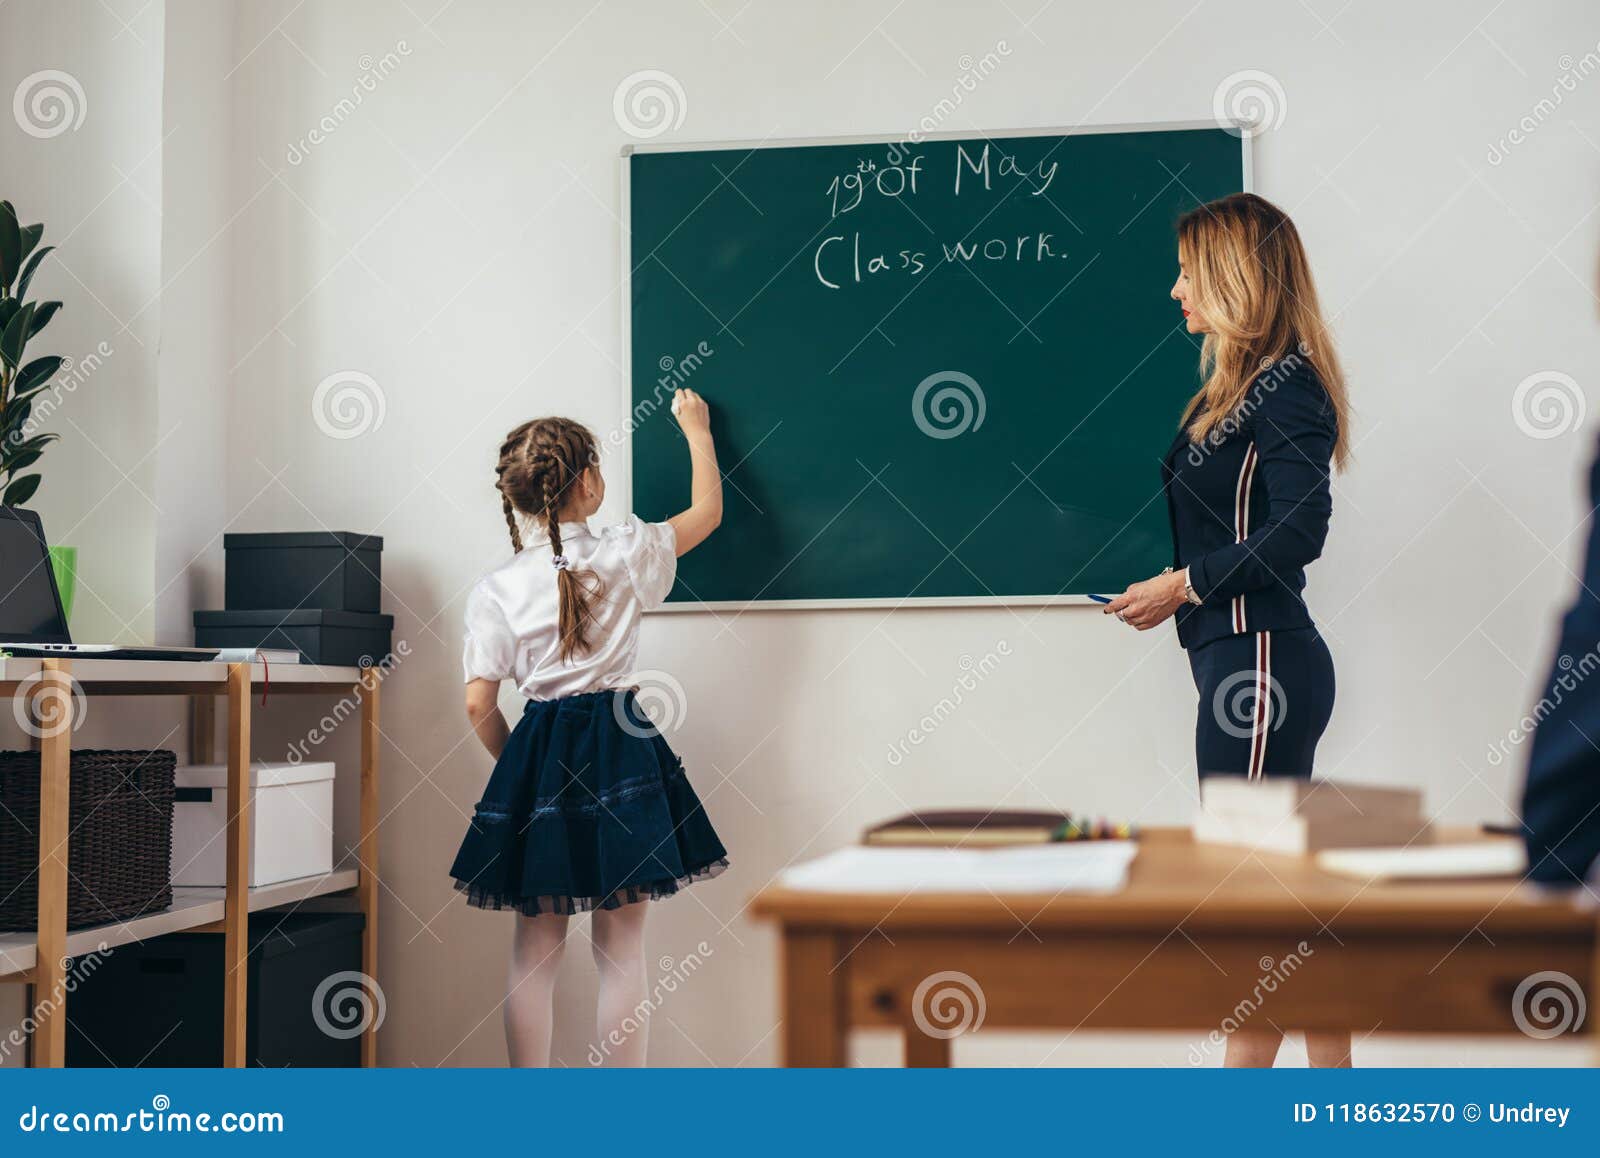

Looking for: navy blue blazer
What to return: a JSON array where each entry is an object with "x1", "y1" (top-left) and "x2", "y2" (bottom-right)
[
  {"x1": 1162, "y1": 359, "x2": 1338, "y2": 650},
  {"x1": 1522, "y1": 433, "x2": 1600, "y2": 885}
]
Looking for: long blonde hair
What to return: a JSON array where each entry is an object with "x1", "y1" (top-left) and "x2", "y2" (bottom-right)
[
  {"x1": 495, "y1": 417, "x2": 605, "y2": 663},
  {"x1": 1177, "y1": 193, "x2": 1350, "y2": 470}
]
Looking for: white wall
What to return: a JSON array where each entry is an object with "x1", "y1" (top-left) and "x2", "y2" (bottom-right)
[
  {"x1": 153, "y1": 0, "x2": 235, "y2": 642},
  {"x1": 0, "y1": 0, "x2": 184, "y2": 1068},
  {"x1": 212, "y1": 0, "x2": 1600, "y2": 1066},
  {"x1": 4, "y1": 0, "x2": 1599, "y2": 1068},
  {"x1": 0, "y1": 0, "x2": 164, "y2": 643}
]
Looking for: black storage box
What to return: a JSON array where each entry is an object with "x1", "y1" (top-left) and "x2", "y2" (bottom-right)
[
  {"x1": 224, "y1": 531, "x2": 383, "y2": 613},
  {"x1": 194, "y1": 609, "x2": 393, "y2": 667},
  {"x1": 66, "y1": 911, "x2": 368, "y2": 1068}
]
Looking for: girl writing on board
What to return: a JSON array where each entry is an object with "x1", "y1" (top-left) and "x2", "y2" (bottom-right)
[
  {"x1": 1103, "y1": 192, "x2": 1354, "y2": 1068},
  {"x1": 450, "y1": 394, "x2": 728, "y2": 1067}
]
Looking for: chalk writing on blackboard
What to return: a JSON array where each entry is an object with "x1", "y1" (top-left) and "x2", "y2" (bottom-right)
[{"x1": 815, "y1": 143, "x2": 1071, "y2": 290}]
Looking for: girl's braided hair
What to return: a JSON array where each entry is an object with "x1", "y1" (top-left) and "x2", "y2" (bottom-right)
[{"x1": 495, "y1": 417, "x2": 604, "y2": 662}]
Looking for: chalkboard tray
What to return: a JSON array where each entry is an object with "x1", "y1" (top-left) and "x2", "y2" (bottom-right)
[{"x1": 623, "y1": 122, "x2": 1250, "y2": 609}]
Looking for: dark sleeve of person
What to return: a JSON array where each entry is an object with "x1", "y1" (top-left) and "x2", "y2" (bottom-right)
[
  {"x1": 1186, "y1": 369, "x2": 1336, "y2": 603},
  {"x1": 1522, "y1": 438, "x2": 1600, "y2": 886}
]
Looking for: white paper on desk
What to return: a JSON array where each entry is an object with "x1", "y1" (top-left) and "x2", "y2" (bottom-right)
[{"x1": 779, "y1": 842, "x2": 1138, "y2": 895}]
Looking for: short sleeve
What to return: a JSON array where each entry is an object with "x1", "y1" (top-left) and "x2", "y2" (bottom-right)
[
  {"x1": 605, "y1": 515, "x2": 678, "y2": 610},
  {"x1": 462, "y1": 582, "x2": 516, "y2": 683}
]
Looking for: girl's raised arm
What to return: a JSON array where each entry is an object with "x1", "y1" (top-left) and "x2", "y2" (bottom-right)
[{"x1": 666, "y1": 388, "x2": 722, "y2": 557}]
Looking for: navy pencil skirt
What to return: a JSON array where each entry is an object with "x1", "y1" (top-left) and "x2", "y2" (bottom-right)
[{"x1": 1187, "y1": 626, "x2": 1335, "y2": 780}]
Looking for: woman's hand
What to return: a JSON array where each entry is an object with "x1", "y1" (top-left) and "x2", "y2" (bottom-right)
[{"x1": 1104, "y1": 569, "x2": 1188, "y2": 630}]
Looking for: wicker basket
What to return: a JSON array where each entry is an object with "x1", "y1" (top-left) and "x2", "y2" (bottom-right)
[{"x1": 0, "y1": 749, "x2": 176, "y2": 932}]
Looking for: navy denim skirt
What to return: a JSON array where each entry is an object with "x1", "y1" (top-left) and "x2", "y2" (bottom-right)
[{"x1": 450, "y1": 690, "x2": 728, "y2": 916}]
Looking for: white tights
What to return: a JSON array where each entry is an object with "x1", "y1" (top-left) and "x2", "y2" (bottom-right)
[{"x1": 504, "y1": 903, "x2": 650, "y2": 1067}]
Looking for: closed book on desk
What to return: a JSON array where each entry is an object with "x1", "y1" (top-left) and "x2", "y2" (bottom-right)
[
  {"x1": 1200, "y1": 777, "x2": 1423, "y2": 823},
  {"x1": 213, "y1": 647, "x2": 302, "y2": 665},
  {"x1": 1193, "y1": 808, "x2": 1435, "y2": 855},
  {"x1": 863, "y1": 809, "x2": 1068, "y2": 848}
]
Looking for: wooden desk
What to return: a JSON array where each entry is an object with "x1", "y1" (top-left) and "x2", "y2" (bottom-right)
[
  {"x1": 749, "y1": 828, "x2": 1599, "y2": 1066},
  {"x1": 0, "y1": 657, "x2": 385, "y2": 1068}
]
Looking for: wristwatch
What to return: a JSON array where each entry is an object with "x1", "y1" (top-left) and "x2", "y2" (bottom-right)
[
  {"x1": 1164, "y1": 565, "x2": 1203, "y2": 606},
  {"x1": 1182, "y1": 567, "x2": 1203, "y2": 606}
]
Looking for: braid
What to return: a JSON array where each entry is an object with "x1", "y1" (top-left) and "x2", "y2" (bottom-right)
[
  {"x1": 496, "y1": 426, "x2": 529, "y2": 552},
  {"x1": 540, "y1": 458, "x2": 564, "y2": 560},
  {"x1": 492, "y1": 417, "x2": 605, "y2": 663},
  {"x1": 501, "y1": 495, "x2": 523, "y2": 553}
]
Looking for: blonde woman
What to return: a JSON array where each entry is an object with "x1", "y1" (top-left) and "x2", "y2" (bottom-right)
[{"x1": 1104, "y1": 192, "x2": 1353, "y2": 1068}]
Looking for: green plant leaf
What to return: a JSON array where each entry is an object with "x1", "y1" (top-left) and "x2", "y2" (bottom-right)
[
  {"x1": 18, "y1": 224, "x2": 42, "y2": 264},
  {"x1": 0, "y1": 303, "x2": 34, "y2": 368},
  {"x1": 3, "y1": 389, "x2": 33, "y2": 423},
  {"x1": 3, "y1": 473, "x2": 41, "y2": 506},
  {"x1": 15, "y1": 245, "x2": 53, "y2": 302},
  {"x1": 12, "y1": 355, "x2": 62, "y2": 397},
  {"x1": 0, "y1": 203, "x2": 18, "y2": 295},
  {"x1": 0, "y1": 433, "x2": 57, "y2": 475},
  {"x1": 12, "y1": 381, "x2": 56, "y2": 406},
  {"x1": 3, "y1": 431, "x2": 57, "y2": 456},
  {"x1": 2, "y1": 448, "x2": 43, "y2": 473},
  {"x1": 26, "y1": 300, "x2": 60, "y2": 338},
  {"x1": 2, "y1": 398, "x2": 34, "y2": 440},
  {"x1": 10, "y1": 430, "x2": 57, "y2": 447},
  {"x1": 0, "y1": 298, "x2": 17, "y2": 333}
]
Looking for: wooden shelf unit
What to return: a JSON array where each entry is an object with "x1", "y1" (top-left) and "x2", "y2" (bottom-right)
[{"x1": 0, "y1": 657, "x2": 383, "y2": 1068}]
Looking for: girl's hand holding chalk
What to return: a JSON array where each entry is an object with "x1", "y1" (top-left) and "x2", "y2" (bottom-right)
[
  {"x1": 673, "y1": 388, "x2": 711, "y2": 438},
  {"x1": 665, "y1": 388, "x2": 722, "y2": 556}
]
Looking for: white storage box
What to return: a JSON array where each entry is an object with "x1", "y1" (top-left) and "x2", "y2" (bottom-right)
[{"x1": 171, "y1": 762, "x2": 335, "y2": 888}]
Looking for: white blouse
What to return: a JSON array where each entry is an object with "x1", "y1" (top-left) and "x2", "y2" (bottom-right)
[{"x1": 462, "y1": 516, "x2": 677, "y2": 700}]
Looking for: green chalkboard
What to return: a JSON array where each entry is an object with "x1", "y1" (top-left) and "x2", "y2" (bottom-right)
[{"x1": 625, "y1": 125, "x2": 1247, "y2": 606}]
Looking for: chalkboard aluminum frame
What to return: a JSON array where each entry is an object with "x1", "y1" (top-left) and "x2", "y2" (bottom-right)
[{"x1": 620, "y1": 120, "x2": 1254, "y2": 612}]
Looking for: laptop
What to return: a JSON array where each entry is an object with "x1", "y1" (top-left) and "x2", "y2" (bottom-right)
[{"x1": 0, "y1": 505, "x2": 223, "y2": 662}]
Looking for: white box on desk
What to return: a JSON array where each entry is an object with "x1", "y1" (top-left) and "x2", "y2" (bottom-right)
[{"x1": 171, "y1": 762, "x2": 335, "y2": 887}]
